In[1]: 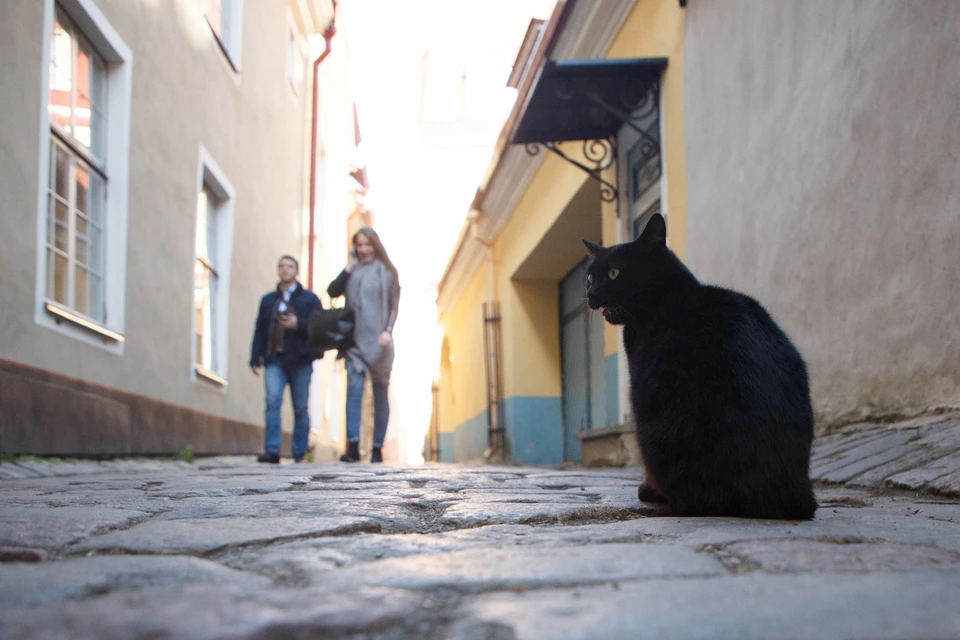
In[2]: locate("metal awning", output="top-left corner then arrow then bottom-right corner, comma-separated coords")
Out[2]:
512,58 -> 667,144
511,58 -> 667,208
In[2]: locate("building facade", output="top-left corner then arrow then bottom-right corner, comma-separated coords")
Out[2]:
434,0 -> 960,465
0,0 -> 364,458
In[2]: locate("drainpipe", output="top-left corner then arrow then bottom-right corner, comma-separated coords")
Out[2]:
468,213 -> 497,301
307,18 -> 337,291
469,212 -> 505,461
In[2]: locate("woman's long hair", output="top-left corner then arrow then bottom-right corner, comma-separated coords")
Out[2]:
353,227 -> 399,284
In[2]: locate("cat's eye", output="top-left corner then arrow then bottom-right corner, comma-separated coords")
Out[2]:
608,268 -> 620,280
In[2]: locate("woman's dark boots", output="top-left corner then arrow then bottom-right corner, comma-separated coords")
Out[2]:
339,441 -> 360,463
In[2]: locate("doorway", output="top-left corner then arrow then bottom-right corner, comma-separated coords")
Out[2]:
559,258 -> 605,461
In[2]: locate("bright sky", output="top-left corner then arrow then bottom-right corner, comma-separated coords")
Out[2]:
342,0 -> 557,463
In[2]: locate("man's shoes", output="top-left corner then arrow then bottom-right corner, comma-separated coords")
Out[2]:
339,441 -> 360,463
256,452 -> 280,464
371,447 -> 383,463
293,456 -> 304,464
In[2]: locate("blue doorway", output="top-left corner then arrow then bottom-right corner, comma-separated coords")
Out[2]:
559,258 -> 606,461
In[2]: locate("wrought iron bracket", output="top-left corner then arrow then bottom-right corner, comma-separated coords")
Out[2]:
582,84 -> 660,150
520,80 -> 661,218
525,138 -> 619,205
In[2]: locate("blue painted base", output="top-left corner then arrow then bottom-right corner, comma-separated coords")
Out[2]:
503,396 -> 563,465
439,408 -> 489,463
454,409 -> 489,462
438,432 -> 455,463
441,397 -> 564,465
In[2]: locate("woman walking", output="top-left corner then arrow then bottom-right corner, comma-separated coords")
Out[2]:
328,227 -> 400,463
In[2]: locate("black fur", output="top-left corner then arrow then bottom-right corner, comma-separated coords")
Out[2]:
583,214 -> 817,520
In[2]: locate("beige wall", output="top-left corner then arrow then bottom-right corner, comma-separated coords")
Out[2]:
0,0 -> 312,427
683,0 -> 960,427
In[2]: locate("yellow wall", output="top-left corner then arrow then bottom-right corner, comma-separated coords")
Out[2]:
437,336 -> 453,442
501,279 -> 562,398
496,160 -> 589,278
495,158 -> 588,398
437,263 -> 489,433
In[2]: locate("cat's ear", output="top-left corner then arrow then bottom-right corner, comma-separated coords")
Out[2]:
582,239 -> 604,255
635,213 -> 666,247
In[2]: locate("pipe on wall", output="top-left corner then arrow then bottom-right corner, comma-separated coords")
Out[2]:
307,15 -> 337,291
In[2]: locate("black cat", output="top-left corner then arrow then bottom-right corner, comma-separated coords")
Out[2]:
583,214 -> 817,520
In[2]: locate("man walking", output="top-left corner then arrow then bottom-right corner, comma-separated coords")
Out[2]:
250,255 -> 322,463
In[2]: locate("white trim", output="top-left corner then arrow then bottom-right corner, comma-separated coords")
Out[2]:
227,0 -> 244,71
613,70 -> 667,428
657,85 -> 671,248
190,146 -> 235,387
552,0 -> 637,61
45,302 -> 124,342
205,0 -> 244,74
195,365 -> 228,388
35,0 -> 132,355
57,0 -> 133,62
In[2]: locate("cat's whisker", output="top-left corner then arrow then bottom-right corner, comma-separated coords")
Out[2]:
617,304 -> 637,322
572,298 -> 591,314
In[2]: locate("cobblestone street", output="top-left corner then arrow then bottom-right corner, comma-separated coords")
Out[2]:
2,414 -> 960,639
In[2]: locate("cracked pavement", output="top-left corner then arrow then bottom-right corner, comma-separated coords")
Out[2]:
2,413 -> 960,639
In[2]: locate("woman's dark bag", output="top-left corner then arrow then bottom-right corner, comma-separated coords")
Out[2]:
308,307 -> 355,358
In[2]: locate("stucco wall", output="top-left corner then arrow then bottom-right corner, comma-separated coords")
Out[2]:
438,264 -> 488,435
0,0 -> 310,427
684,0 -> 960,427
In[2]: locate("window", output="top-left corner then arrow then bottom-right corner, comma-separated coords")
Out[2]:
193,148 -> 235,386
37,0 -> 132,348
286,15 -> 304,95
626,106 -> 662,240
194,187 -> 221,377
46,9 -> 107,323
204,0 -> 243,72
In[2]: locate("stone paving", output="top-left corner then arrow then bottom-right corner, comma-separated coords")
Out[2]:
810,411 -> 960,494
1,413 -> 960,639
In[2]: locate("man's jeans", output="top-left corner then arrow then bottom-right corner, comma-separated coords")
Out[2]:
345,368 -> 389,449
264,361 -> 313,458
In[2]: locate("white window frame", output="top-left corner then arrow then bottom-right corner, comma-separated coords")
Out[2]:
191,146 -> 235,388
615,79 -> 667,425
203,0 -> 244,74
286,11 -> 305,96
35,0 -> 132,353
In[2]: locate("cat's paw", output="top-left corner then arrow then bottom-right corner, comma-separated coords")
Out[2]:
637,483 -> 667,504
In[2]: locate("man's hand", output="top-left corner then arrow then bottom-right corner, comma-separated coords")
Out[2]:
278,313 -> 298,330
378,331 -> 392,347
250,365 -> 261,376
